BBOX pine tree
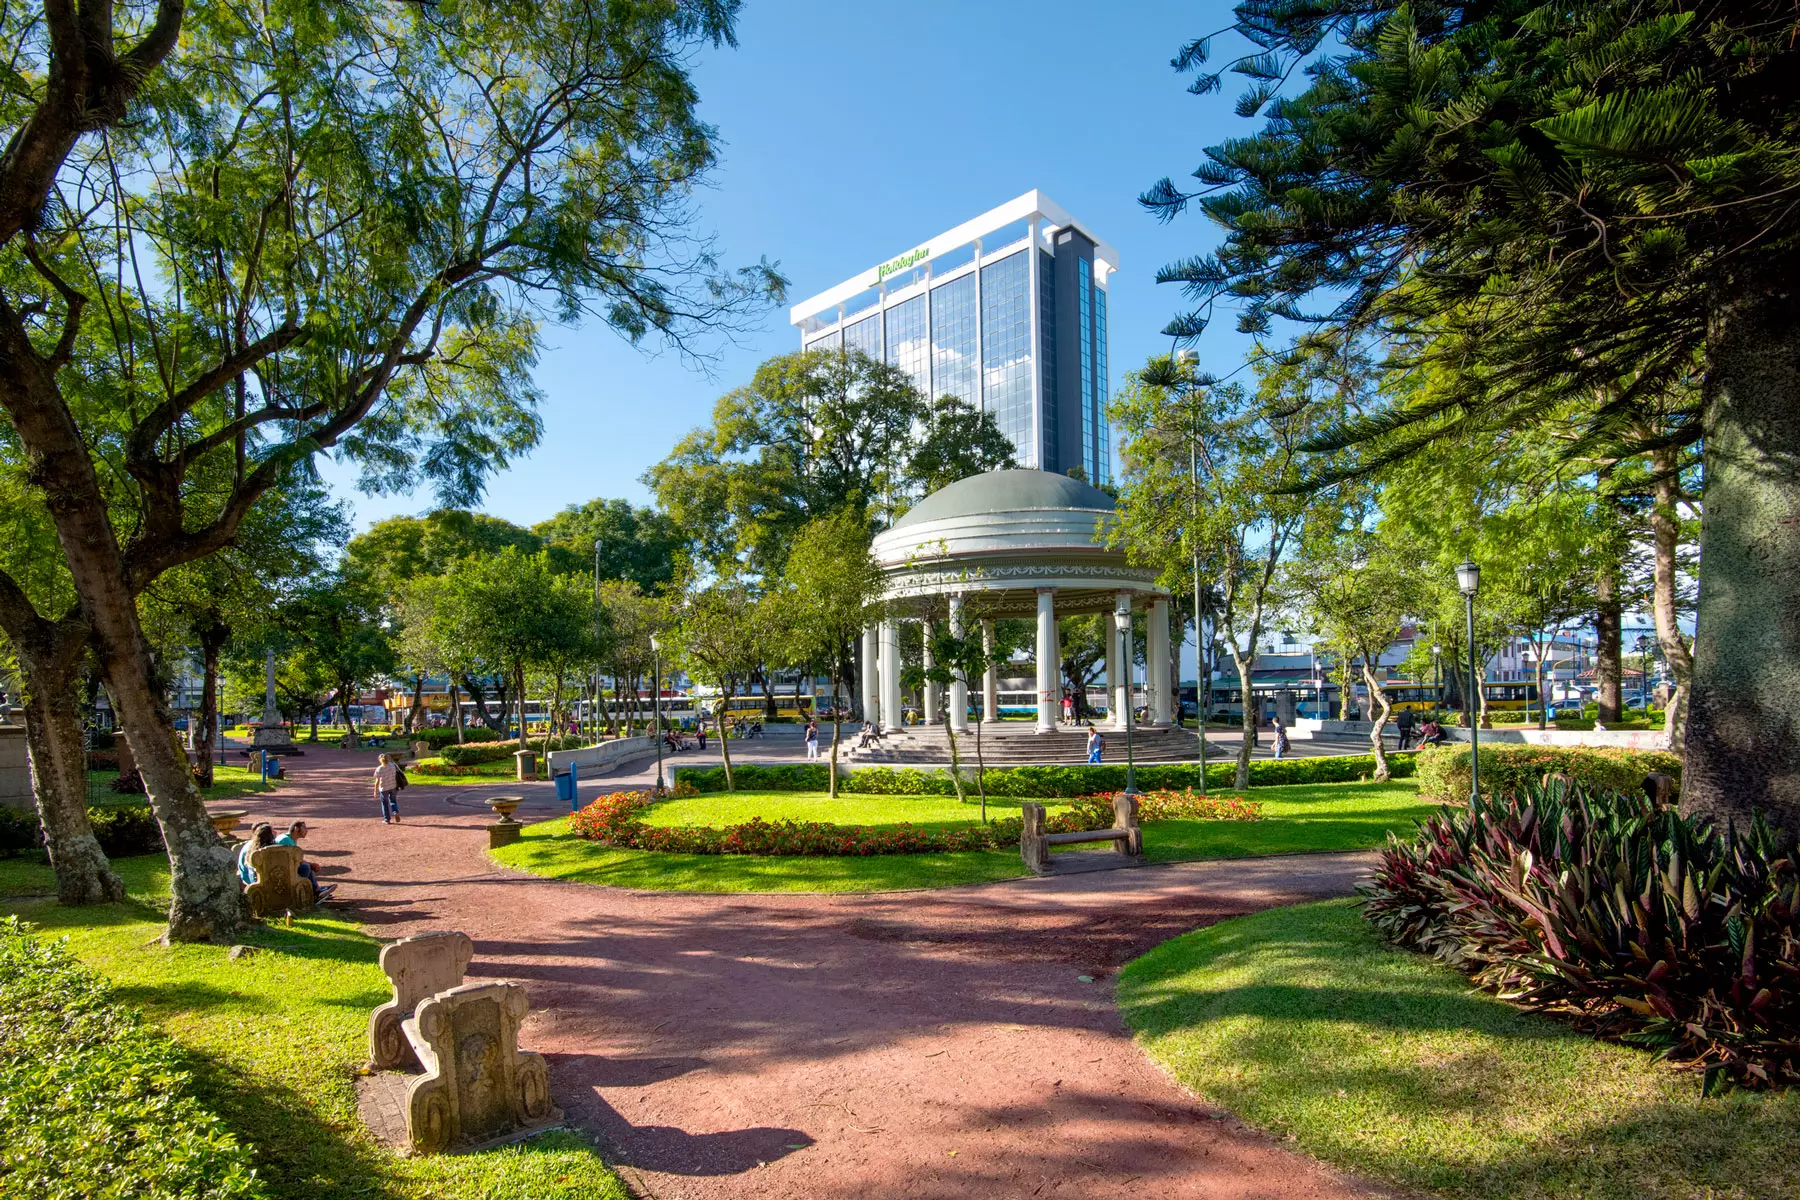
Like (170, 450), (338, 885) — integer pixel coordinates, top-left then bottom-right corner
(1148, 0), (1800, 835)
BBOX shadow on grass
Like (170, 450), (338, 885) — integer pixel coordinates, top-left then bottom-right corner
(1118, 900), (1800, 1200)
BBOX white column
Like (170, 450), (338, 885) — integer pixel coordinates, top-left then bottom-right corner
(861, 624), (880, 725)
(1035, 588), (1057, 733)
(1052, 614), (1064, 721)
(981, 619), (999, 724)
(1148, 597), (1172, 725)
(922, 622), (939, 725)
(1105, 606), (1122, 728)
(879, 618), (902, 733)
(948, 596), (969, 733)
(1113, 592), (1133, 729)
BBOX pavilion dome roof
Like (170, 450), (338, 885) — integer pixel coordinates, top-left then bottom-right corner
(890, 469), (1113, 531)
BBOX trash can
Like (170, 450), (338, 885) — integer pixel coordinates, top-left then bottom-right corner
(552, 770), (574, 803)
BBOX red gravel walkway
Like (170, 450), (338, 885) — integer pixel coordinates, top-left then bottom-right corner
(247, 745), (1385, 1199)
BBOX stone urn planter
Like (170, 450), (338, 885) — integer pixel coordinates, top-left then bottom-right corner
(208, 808), (248, 842)
(486, 795), (525, 849)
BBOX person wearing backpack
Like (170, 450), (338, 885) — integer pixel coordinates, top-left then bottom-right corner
(373, 752), (406, 824)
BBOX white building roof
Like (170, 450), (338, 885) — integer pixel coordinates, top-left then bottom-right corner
(787, 190), (1120, 327)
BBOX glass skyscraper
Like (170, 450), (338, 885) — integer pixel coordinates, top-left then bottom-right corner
(790, 191), (1117, 483)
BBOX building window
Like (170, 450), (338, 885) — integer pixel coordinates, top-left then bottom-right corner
(844, 313), (881, 359)
(980, 250), (1033, 466)
(884, 294), (929, 398)
(1078, 258), (1093, 478)
(1094, 283), (1110, 485)
(929, 272), (978, 408)
(1038, 249), (1056, 468)
(805, 330), (841, 356)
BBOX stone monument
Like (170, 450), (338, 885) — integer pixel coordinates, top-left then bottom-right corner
(369, 931), (475, 1071)
(403, 981), (562, 1153)
(252, 648), (295, 753)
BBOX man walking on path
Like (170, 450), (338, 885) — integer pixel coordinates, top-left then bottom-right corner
(1395, 708), (1416, 750)
(1086, 724), (1103, 763)
(373, 753), (401, 823)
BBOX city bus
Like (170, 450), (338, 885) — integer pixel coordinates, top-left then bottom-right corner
(1482, 682), (1540, 711)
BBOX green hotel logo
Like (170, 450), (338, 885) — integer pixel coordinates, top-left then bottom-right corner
(875, 246), (928, 282)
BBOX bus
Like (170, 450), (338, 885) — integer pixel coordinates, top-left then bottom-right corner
(1380, 683), (1441, 713)
(1482, 682), (1540, 711)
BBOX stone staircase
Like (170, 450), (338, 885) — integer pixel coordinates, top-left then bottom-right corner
(844, 721), (1200, 765)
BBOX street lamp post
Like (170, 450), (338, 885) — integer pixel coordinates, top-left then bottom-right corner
(1121, 618), (1138, 795)
(1431, 643), (1441, 708)
(1635, 634), (1654, 714)
(1456, 561), (1482, 804)
(650, 634), (666, 796)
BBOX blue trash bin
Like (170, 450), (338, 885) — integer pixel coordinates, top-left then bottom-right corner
(553, 771), (574, 803)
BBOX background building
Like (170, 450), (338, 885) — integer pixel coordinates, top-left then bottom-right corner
(790, 190), (1118, 483)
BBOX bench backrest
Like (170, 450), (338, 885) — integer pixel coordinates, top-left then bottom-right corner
(380, 931), (475, 1014)
(246, 844), (310, 916)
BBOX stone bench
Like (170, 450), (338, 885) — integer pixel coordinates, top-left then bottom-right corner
(1020, 793), (1143, 875)
(401, 980), (561, 1153)
(244, 844), (313, 917)
(369, 931), (474, 1071)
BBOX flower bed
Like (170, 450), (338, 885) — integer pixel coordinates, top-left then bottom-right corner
(567, 787), (1262, 858)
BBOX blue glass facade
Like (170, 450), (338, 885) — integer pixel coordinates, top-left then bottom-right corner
(793, 200), (1112, 479)
(929, 273), (978, 407)
(980, 251), (1033, 455)
(884, 294), (930, 398)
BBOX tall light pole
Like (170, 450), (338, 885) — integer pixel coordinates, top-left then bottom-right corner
(592, 540), (602, 742)
(1635, 634), (1654, 713)
(1121, 616), (1139, 795)
(1456, 561), (1482, 804)
(1191, 398), (1207, 796)
(650, 634), (666, 795)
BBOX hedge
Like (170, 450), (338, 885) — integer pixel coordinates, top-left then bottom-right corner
(672, 753), (1417, 798)
(437, 734), (586, 766)
(0, 803), (164, 857)
(0, 917), (262, 1199)
(1414, 743), (1681, 802)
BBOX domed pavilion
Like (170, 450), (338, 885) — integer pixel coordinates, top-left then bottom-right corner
(864, 469), (1175, 734)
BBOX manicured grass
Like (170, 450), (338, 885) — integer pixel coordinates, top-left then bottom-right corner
(84, 763), (283, 804)
(492, 780), (1437, 894)
(1, 857), (628, 1200)
(1118, 899), (1799, 1200)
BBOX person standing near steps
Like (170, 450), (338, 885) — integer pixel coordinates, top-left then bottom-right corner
(373, 752), (402, 824)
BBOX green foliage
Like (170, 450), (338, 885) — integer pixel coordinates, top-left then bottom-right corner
(0, 918), (261, 1199)
(1362, 781), (1800, 1089)
(1119, 900), (1800, 1200)
(0, 803), (165, 858)
(532, 498), (688, 593)
(675, 754), (1417, 797)
(438, 735), (585, 766)
(1414, 743), (1681, 802)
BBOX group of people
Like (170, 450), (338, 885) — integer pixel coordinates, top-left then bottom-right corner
(236, 819), (336, 902)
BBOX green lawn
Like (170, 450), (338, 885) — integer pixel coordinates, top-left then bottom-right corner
(491, 780), (1438, 894)
(1118, 899), (1798, 1200)
(85, 763), (283, 804)
(1, 855), (627, 1200)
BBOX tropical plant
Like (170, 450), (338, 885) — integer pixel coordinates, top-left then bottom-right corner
(1362, 779), (1800, 1090)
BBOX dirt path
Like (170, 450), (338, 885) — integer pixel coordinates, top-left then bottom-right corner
(253, 745), (1386, 1199)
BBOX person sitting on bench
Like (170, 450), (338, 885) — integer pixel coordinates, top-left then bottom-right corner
(1419, 718), (1447, 746)
(274, 820), (337, 901)
(857, 720), (883, 749)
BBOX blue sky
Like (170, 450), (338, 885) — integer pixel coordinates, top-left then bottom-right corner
(318, 0), (1251, 533)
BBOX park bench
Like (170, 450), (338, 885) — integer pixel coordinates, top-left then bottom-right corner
(364, 930), (562, 1154)
(244, 844), (313, 917)
(1020, 793), (1143, 875)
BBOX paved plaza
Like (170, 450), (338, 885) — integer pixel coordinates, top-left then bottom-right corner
(244, 742), (1385, 1198)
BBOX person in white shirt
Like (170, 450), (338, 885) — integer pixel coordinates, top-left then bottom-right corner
(372, 753), (401, 824)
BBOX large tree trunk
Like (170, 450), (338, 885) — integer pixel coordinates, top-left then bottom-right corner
(2, 381), (240, 940)
(1651, 448), (1696, 752)
(1685, 292), (1800, 840)
(12, 621), (125, 905)
(407, 674), (426, 732)
(193, 622), (226, 789)
(715, 695), (735, 791)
